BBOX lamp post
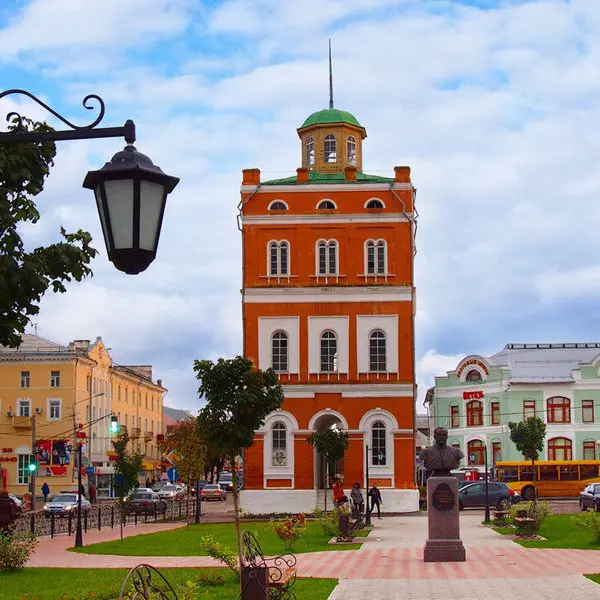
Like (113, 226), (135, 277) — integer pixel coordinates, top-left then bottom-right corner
(75, 442), (84, 548)
(0, 89), (179, 275)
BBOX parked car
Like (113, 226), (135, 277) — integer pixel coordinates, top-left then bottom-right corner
(156, 484), (185, 500)
(9, 494), (22, 510)
(218, 472), (234, 492)
(190, 480), (210, 495)
(459, 482), (521, 510)
(43, 493), (91, 517)
(200, 484), (226, 501)
(127, 491), (167, 515)
(579, 483), (600, 511)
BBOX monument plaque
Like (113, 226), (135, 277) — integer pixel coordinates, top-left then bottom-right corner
(431, 482), (455, 511)
(422, 427), (466, 562)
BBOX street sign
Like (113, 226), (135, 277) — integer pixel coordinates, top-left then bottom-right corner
(85, 466), (95, 475)
(167, 467), (178, 482)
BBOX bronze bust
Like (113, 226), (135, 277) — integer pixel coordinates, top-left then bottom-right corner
(421, 426), (464, 475)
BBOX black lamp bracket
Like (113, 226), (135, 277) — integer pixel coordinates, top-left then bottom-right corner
(0, 89), (135, 144)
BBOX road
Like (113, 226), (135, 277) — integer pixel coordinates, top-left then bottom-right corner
(464, 498), (580, 515)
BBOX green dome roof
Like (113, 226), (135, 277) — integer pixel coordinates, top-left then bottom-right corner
(300, 108), (363, 129)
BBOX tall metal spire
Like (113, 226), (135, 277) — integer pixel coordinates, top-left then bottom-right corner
(328, 38), (334, 109)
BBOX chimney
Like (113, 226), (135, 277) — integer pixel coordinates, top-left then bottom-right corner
(242, 168), (261, 185)
(344, 166), (357, 182)
(296, 168), (309, 183)
(394, 166), (411, 183)
(157, 378), (162, 387)
(71, 340), (90, 351)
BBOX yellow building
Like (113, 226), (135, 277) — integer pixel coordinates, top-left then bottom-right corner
(0, 334), (166, 497)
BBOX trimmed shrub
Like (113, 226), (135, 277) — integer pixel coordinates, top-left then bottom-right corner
(0, 530), (38, 571)
(572, 511), (600, 541)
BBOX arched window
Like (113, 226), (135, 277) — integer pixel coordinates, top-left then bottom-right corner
(320, 330), (337, 372)
(467, 440), (485, 465)
(272, 422), (287, 466)
(465, 369), (482, 382)
(466, 400), (483, 427)
(268, 241), (289, 276)
(548, 437), (572, 461)
(317, 199), (336, 210)
(369, 330), (387, 372)
(366, 199), (384, 209)
(372, 421), (386, 465)
(346, 135), (356, 164)
(305, 136), (315, 166)
(547, 396), (571, 423)
(324, 134), (337, 163)
(271, 331), (288, 372)
(317, 240), (338, 275)
(366, 240), (386, 275)
(268, 201), (288, 211)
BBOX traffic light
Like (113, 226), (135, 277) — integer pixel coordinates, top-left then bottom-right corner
(28, 454), (37, 472)
(110, 416), (120, 434)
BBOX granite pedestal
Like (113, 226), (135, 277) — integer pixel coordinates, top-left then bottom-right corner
(423, 474), (466, 562)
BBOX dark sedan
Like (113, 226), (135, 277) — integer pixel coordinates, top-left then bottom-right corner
(579, 483), (600, 511)
(127, 491), (167, 515)
(459, 482), (521, 510)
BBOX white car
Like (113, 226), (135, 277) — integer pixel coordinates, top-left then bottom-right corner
(43, 493), (91, 517)
(156, 485), (185, 500)
(9, 494), (22, 509)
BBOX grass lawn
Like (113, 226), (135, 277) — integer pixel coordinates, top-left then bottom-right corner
(72, 521), (367, 556)
(492, 514), (600, 550)
(586, 574), (600, 586)
(0, 567), (336, 600)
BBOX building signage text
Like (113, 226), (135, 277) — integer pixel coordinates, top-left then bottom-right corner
(456, 359), (489, 377)
(463, 391), (484, 400)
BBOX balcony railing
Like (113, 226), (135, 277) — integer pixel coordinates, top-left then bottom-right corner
(130, 427), (141, 439)
(144, 431), (153, 442)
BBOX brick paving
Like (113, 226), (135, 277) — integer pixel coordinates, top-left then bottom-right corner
(26, 513), (600, 598)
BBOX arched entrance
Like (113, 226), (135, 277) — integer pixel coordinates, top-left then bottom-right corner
(311, 413), (345, 490)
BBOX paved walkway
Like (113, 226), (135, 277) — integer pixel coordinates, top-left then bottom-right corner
(27, 514), (600, 598)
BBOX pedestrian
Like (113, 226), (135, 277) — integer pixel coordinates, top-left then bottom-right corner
(368, 483), (383, 519)
(79, 483), (86, 498)
(145, 478), (151, 488)
(350, 482), (364, 513)
(88, 481), (97, 504)
(0, 491), (20, 536)
(41, 482), (50, 503)
(332, 477), (347, 508)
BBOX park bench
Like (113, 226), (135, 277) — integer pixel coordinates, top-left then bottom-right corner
(240, 529), (297, 600)
(514, 516), (537, 537)
(118, 563), (178, 599)
(493, 510), (509, 525)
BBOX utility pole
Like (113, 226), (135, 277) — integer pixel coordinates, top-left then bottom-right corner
(30, 414), (36, 530)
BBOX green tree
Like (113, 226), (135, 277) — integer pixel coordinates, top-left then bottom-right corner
(508, 417), (546, 501)
(113, 431), (143, 542)
(307, 427), (350, 510)
(158, 417), (207, 524)
(0, 117), (97, 348)
(194, 356), (284, 587)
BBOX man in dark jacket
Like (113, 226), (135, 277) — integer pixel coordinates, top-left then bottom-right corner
(368, 484), (383, 519)
(0, 491), (20, 535)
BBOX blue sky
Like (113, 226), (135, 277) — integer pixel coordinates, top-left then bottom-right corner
(1, 0), (598, 412)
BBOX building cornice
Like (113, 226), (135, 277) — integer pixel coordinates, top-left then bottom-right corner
(283, 382), (413, 398)
(243, 286), (413, 304)
(241, 182), (414, 194)
(240, 213), (413, 226)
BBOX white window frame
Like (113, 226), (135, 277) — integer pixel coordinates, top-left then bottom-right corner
(319, 330), (338, 373)
(20, 370), (30, 388)
(324, 134), (336, 163)
(371, 421), (387, 466)
(359, 410), (397, 486)
(261, 411), (298, 484)
(17, 398), (31, 417)
(305, 136), (315, 166)
(346, 135), (357, 165)
(267, 240), (290, 277)
(271, 421), (288, 466)
(316, 239), (339, 276)
(267, 199), (289, 211)
(47, 398), (62, 421)
(316, 199), (337, 210)
(364, 239), (387, 276)
(369, 329), (387, 372)
(17, 454), (31, 485)
(50, 370), (60, 388)
(271, 330), (289, 372)
(364, 198), (385, 209)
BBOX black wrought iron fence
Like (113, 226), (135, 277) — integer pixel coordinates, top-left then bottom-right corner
(13, 498), (199, 538)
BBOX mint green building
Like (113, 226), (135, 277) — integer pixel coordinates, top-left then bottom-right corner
(426, 343), (600, 468)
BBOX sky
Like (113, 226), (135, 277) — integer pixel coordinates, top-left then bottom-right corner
(1, 0), (599, 414)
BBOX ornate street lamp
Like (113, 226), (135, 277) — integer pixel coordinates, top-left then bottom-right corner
(0, 89), (179, 275)
(83, 145), (179, 274)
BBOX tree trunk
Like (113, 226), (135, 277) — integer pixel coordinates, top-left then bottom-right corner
(324, 459), (328, 511)
(120, 498), (124, 543)
(186, 488), (191, 525)
(231, 455), (243, 592)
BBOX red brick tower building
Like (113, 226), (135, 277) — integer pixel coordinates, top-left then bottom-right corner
(238, 96), (418, 513)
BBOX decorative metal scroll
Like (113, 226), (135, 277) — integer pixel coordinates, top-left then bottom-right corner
(118, 564), (178, 600)
(0, 88), (135, 144)
(1, 89), (105, 130)
(240, 530), (297, 600)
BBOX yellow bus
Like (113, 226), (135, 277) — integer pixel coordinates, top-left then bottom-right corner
(496, 460), (600, 500)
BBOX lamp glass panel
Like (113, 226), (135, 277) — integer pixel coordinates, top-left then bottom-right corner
(104, 179), (134, 249)
(94, 186), (111, 249)
(139, 181), (164, 251)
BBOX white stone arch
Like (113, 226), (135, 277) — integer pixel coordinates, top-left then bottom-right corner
(359, 409), (395, 485)
(363, 197), (386, 209)
(359, 408), (399, 431)
(308, 409), (348, 431)
(262, 410), (298, 479)
(267, 199), (289, 210)
(456, 355), (490, 383)
(261, 410), (299, 432)
(316, 198), (337, 210)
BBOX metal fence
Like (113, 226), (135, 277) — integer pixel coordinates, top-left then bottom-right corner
(13, 498), (200, 538)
